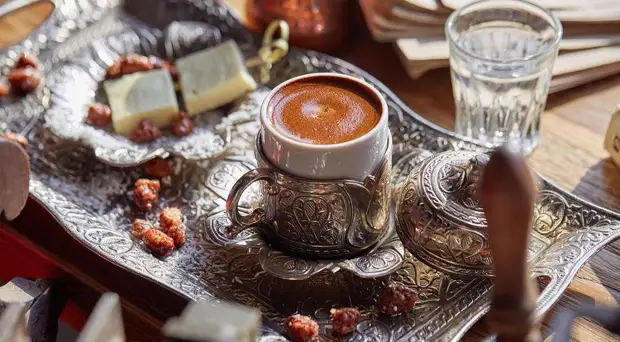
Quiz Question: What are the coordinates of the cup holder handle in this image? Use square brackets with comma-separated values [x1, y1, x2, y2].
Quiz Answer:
[226, 168, 277, 234]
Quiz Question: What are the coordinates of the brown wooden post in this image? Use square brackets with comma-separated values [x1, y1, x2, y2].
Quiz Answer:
[479, 146, 540, 342]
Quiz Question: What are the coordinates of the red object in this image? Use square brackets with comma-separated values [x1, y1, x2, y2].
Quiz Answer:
[0, 226, 88, 331]
[248, 0, 351, 52]
[285, 314, 319, 342]
[330, 307, 361, 335]
[0, 227, 60, 280]
[377, 283, 418, 316]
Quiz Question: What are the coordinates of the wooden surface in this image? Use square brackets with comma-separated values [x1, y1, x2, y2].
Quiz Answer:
[2, 0, 620, 341]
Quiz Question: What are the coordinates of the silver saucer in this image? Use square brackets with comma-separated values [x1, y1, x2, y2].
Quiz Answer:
[203, 155, 405, 280]
[43, 21, 259, 167]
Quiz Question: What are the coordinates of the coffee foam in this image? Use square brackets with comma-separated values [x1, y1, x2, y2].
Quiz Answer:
[270, 76, 381, 145]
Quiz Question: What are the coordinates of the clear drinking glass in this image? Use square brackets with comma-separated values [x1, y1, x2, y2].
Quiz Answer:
[446, 0, 562, 154]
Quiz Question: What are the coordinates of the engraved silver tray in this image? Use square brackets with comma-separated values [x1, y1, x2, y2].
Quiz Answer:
[2, 0, 620, 341]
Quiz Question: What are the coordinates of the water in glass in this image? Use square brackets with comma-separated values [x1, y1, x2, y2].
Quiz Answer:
[447, 1, 561, 154]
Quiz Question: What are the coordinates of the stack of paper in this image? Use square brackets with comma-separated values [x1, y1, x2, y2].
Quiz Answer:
[360, 0, 620, 93]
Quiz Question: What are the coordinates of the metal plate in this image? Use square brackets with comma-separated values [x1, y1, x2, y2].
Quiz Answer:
[2, 0, 620, 341]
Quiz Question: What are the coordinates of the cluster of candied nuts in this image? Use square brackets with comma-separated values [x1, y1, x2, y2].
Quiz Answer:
[283, 283, 417, 340]
[0, 132, 28, 147]
[132, 165, 185, 257]
[0, 53, 43, 98]
[106, 53, 177, 81]
[129, 112, 194, 143]
[131, 207, 186, 257]
[284, 307, 361, 341]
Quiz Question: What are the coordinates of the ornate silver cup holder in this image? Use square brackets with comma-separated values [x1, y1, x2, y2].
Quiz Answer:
[202, 151, 405, 280]
[3, 0, 620, 341]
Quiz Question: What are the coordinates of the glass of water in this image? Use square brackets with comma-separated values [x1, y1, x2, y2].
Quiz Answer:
[446, 0, 562, 154]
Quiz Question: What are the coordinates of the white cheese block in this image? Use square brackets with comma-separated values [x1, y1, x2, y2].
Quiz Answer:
[177, 40, 257, 115]
[103, 69, 179, 136]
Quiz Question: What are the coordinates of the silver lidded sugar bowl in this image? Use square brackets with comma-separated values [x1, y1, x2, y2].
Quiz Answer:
[394, 149, 494, 277]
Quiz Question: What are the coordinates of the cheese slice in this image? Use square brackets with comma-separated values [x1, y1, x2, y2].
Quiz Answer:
[104, 69, 179, 136]
[177, 40, 257, 115]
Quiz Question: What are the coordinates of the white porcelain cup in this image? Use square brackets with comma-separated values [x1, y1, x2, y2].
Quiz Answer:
[260, 73, 389, 181]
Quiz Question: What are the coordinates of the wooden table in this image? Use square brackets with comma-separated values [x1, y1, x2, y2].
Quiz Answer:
[2, 1, 620, 341]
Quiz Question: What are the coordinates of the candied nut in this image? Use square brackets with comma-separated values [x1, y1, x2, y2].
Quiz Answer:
[330, 307, 361, 335]
[144, 158, 173, 178]
[120, 53, 153, 75]
[285, 315, 319, 342]
[159, 207, 182, 228]
[0, 84, 8, 97]
[164, 224, 186, 247]
[142, 229, 174, 256]
[87, 103, 112, 127]
[159, 207, 186, 247]
[131, 219, 151, 239]
[134, 179, 160, 211]
[0, 132, 28, 147]
[130, 118, 162, 143]
[378, 283, 417, 316]
[15, 53, 40, 69]
[106, 61, 122, 79]
[8, 67, 42, 94]
[170, 111, 193, 137]
[106, 54, 154, 79]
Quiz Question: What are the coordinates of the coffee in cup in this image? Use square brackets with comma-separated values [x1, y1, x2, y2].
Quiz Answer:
[261, 73, 389, 181]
